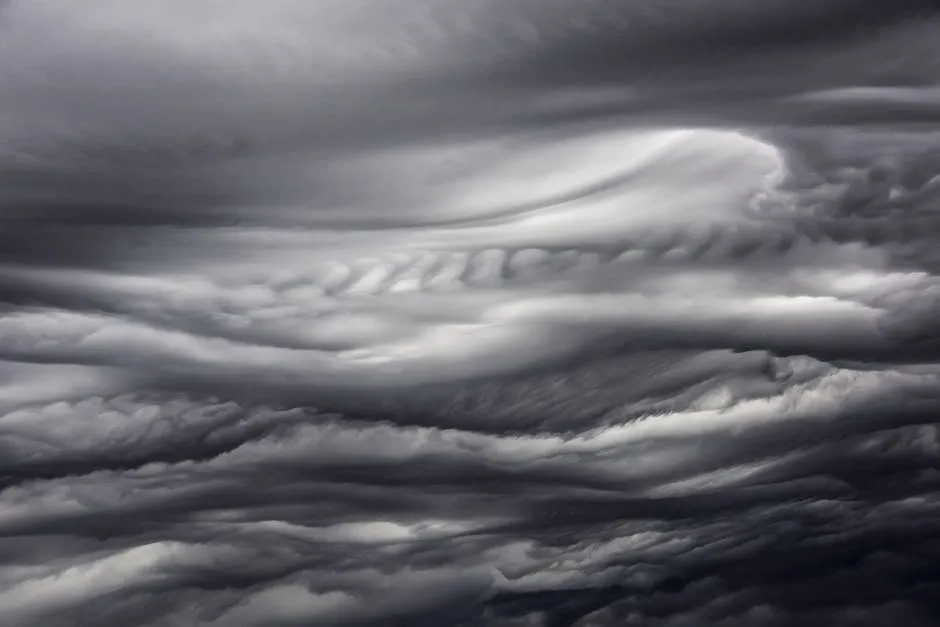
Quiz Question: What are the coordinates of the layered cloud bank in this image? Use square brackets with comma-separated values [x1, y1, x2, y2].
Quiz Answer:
[2, 1, 940, 626]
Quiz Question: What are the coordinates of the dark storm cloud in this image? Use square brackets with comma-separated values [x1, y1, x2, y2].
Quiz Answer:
[2, 1, 940, 626]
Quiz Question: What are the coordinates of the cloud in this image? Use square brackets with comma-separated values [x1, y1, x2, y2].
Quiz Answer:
[1, 1, 940, 626]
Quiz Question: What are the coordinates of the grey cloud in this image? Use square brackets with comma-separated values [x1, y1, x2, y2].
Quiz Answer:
[2, 1, 940, 626]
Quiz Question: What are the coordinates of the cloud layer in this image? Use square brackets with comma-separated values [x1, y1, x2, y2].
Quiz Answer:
[2, 1, 940, 625]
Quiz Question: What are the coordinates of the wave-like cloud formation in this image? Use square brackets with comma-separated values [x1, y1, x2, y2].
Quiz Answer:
[2, 1, 940, 626]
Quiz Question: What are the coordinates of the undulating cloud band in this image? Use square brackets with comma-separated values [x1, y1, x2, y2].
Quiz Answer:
[1, 1, 940, 625]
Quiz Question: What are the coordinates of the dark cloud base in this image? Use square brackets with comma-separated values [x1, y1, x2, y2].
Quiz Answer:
[2, 2, 940, 626]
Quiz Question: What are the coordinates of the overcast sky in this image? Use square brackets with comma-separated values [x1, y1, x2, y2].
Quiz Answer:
[2, 1, 940, 626]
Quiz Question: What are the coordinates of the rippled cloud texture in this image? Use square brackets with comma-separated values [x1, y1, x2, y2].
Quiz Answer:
[2, 1, 940, 625]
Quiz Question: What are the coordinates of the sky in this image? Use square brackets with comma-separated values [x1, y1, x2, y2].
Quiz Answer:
[1, 1, 940, 625]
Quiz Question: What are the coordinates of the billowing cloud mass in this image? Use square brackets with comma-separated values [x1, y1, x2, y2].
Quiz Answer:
[2, 1, 940, 625]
